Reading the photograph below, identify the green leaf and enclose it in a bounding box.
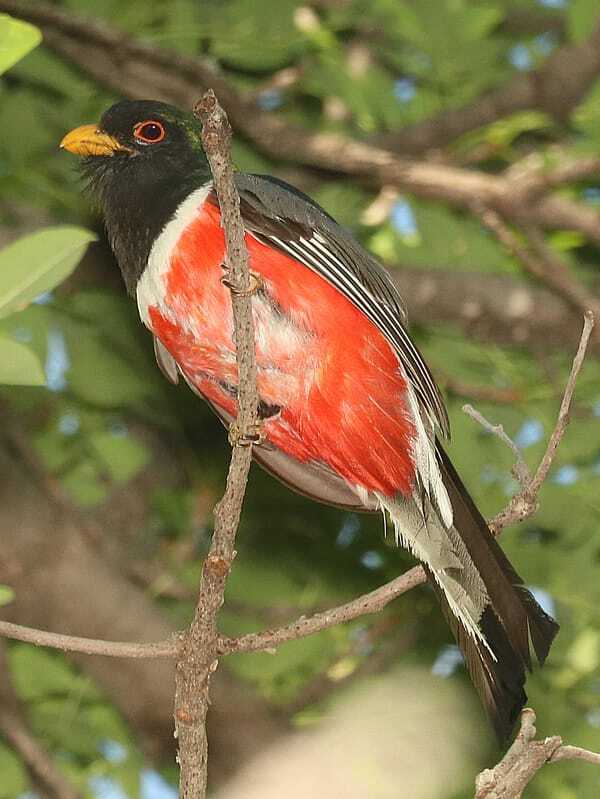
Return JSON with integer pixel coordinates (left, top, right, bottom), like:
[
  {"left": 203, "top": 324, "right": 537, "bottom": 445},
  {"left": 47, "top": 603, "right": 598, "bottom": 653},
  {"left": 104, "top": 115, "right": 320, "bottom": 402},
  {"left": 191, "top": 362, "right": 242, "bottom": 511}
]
[
  {"left": 59, "top": 460, "right": 109, "bottom": 507},
  {"left": 0, "top": 14, "right": 41, "bottom": 75},
  {"left": 206, "top": 0, "right": 306, "bottom": 70},
  {"left": 0, "top": 584, "right": 15, "bottom": 607},
  {"left": 573, "top": 78, "right": 600, "bottom": 151},
  {"left": 62, "top": 323, "right": 153, "bottom": 408},
  {"left": 0, "top": 227, "right": 96, "bottom": 318},
  {"left": 0, "top": 743, "right": 27, "bottom": 799},
  {"left": 9, "top": 644, "right": 96, "bottom": 702},
  {"left": 568, "top": 0, "right": 600, "bottom": 43},
  {"left": 88, "top": 430, "right": 150, "bottom": 483},
  {"left": 567, "top": 629, "right": 600, "bottom": 675},
  {"left": 0, "top": 335, "right": 45, "bottom": 385}
]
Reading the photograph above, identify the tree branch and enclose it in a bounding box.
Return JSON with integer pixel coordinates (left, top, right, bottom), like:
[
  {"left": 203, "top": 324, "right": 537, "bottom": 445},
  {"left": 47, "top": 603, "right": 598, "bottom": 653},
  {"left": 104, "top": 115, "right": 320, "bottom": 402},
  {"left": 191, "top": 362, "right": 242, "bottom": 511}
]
[
  {"left": 473, "top": 203, "right": 600, "bottom": 324},
  {"left": 172, "top": 90, "right": 260, "bottom": 799},
  {"left": 218, "top": 566, "right": 425, "bottom": 655},
  {"left": 391, "top": 267, "right": 600, "bottom": 357},
  {"left": 0, "top": 620, "right": 176, "bottom": 658},
  {"left": 4, "top": 0, "right": 600, "bottom": 248},
  {"left": 461, "top": 404, "right": 531, "bottom": 487},
  {"left": 372, "top": 19, "right": 600, "bottom": 154},
  {"left": 466, "top": 312, "right": 594, "bottom": 532},
  {"left": 0, "top": 317, "right": 594, "bottom": 667},
  {"left": 474, "top": 708, "right": 600, "bottom": 798}
]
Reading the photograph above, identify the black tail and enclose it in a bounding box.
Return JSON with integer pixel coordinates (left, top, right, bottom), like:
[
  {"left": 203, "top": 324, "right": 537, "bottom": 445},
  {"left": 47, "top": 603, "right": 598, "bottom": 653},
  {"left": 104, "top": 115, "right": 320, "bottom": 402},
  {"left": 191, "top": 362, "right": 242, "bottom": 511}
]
[{"left": 431, "top": 444, "right": 559, "bottom": 742}]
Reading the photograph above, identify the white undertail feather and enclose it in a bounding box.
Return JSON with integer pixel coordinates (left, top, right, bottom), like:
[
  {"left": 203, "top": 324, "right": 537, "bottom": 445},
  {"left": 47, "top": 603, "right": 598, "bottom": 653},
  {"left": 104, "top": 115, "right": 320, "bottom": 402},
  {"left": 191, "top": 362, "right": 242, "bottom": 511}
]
[
  {"left": 376, "top": 490, "right": 494, "bottom": 655},
  {"left": 404, "top": 385, "right": 453, "bottom": 528},
  {"left": 369, "top": 386, "right": 494, "bottom": 654}
]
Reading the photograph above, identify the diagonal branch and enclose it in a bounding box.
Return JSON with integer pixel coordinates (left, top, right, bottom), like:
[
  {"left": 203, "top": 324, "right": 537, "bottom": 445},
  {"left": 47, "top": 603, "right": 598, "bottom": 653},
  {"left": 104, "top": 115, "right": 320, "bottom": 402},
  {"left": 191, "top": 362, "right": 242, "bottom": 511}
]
[
  {"left": 4, "top": 0, "right": 600, "bottom": 248},
  {"left": 0, "top": 315, "right": 594, "bottom": 665},
  {"left": 466, "top": 312, "right": 594, "bottom": 532},
  {"left": 473, "top": 203, "right": 600, "bottom": 324},
  {"left": 217, "top": 566, "right": 426, "bottom": 655},
  {"left": 372, "top": 19, "right": 600, "bottom": 155}
]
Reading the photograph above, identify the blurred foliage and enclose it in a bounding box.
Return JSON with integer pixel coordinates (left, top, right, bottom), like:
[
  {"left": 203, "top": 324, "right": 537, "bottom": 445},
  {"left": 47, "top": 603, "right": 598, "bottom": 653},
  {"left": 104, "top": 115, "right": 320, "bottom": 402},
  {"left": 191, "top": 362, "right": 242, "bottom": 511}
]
[
  {"left": 0, "top": 18, "right": 95, "bottom": 387},
  {"left": 1, "top": 1, "right": 600, "bottom": 798},
  {"left": 0, "top": 13, "right": 39, "bottom": 73}
]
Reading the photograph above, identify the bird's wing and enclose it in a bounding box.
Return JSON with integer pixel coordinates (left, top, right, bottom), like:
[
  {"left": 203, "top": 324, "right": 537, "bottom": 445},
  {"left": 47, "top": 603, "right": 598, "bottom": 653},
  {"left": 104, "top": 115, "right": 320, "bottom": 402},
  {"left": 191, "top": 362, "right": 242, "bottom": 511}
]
[{"left": 232, "top": 173, "right": 450, "bottom": 438}]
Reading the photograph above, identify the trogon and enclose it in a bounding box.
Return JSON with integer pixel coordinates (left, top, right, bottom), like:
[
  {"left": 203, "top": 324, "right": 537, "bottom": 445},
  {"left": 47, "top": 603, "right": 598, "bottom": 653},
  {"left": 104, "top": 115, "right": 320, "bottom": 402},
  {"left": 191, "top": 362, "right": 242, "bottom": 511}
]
[{"left": 61, "top": 100, "right": 558, "bottom": 741}]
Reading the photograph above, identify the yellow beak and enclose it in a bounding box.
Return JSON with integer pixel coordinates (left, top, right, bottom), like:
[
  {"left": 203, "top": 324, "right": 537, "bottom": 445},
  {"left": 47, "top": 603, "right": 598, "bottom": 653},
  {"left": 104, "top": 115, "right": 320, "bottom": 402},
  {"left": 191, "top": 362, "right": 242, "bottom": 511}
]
[{"left": 60, "top": 124, "right": 130, "bottom": 157}]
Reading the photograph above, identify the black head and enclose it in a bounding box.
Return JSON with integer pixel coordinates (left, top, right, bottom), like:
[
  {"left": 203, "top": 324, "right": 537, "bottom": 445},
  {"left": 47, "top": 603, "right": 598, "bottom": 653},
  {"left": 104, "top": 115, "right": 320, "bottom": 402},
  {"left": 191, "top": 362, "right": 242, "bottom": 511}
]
[{"left": 61, "top": 99, "right": 212, "bottom": 293}]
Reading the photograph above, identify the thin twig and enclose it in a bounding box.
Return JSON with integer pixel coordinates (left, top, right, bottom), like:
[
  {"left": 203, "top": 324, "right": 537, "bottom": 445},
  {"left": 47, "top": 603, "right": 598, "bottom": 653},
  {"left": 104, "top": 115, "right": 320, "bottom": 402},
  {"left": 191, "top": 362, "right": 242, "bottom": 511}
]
[
  {"left": 463, "top": 404, "right": 531, "bottom": 487},
  {"left": 526, "top": 311, "right": 595, "bottom": 495},
  {"left": 171, "top": 90, "right": 260, "bottom": 799},
  {"left": 550, "top": 745, "right": 600, "bottom": 766},
  {"left": 468, "top": 313, "right": 595, "bottom": 533},
  {"left": 0, "top": 571, "right": 425, "bottom": 661},
  {"left": 0, "top": 318, "right": 594, "bottom": 669}
]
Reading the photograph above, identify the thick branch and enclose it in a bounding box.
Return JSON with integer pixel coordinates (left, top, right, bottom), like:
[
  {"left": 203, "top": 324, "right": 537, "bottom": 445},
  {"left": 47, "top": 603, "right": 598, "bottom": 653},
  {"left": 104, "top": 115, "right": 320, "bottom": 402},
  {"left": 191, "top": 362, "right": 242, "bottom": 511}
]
[
  {"left": 373, "top": 19, "right": 600, "bottom": 154},
  {"left": 4, "top": 0, "right": 600, "bottom": 247},
  {"left": 474, "top": 205, "right": 600, "bottom": 323},
  {"left": 392, "top": 267, "right": 600, "bottom": 357}
]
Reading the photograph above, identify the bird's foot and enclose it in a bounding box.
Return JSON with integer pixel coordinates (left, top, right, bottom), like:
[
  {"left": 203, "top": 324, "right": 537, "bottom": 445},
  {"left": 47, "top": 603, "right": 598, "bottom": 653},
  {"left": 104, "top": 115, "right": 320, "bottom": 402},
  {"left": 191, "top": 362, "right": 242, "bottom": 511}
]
[
  {"left": 221, "top": 269, "right": 262, "bottom": 296},
  {"left": 228, "top": 420, "right": 265, "bottom": 447}
]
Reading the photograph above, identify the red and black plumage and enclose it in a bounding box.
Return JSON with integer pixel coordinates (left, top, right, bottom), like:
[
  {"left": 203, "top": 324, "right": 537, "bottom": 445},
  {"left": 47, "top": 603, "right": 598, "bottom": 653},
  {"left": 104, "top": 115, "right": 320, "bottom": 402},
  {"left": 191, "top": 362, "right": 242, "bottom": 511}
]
[{"left": 61, "top": 100, "right": 558, "bottom": 742}]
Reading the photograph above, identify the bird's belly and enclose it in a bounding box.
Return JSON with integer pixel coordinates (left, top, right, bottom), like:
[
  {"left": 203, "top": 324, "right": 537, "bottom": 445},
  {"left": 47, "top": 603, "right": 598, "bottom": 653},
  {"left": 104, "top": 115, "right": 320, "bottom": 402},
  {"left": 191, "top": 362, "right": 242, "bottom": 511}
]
[{"left": 139, "top": 199, "right": 416, "bottom": 497}]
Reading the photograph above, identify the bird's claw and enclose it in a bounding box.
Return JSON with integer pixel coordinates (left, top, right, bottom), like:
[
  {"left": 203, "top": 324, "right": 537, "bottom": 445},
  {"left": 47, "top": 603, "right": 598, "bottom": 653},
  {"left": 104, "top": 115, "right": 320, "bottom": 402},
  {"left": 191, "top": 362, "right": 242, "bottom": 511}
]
[
  {"left": 221, "top": 270, "right": 262, "bottom": 296},
  {"left": 228, "top": 420, "right": 265, "bottom": 447}
]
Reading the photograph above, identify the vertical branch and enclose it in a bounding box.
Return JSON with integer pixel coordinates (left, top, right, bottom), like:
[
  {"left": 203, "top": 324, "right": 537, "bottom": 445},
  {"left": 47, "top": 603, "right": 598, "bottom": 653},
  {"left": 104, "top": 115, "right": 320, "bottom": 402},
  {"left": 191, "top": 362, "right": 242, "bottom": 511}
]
[{"left": 172, "top": 90, "right": 260, "bottom": 799}]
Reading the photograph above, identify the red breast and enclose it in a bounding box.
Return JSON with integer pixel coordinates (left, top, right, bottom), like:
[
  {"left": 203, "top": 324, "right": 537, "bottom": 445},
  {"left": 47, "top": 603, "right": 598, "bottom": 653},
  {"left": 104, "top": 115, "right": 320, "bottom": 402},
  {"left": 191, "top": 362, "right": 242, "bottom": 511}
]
[{"left": 148, "top": 198, "right": 416, "bottom": 497}]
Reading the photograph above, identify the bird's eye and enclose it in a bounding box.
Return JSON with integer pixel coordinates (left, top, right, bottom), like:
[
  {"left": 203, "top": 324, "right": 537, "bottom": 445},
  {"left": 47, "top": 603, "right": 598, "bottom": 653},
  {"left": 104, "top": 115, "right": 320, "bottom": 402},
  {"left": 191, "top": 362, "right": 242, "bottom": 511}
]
[{"left": 133, "top": 120, "right": 166, "bottom": 145}]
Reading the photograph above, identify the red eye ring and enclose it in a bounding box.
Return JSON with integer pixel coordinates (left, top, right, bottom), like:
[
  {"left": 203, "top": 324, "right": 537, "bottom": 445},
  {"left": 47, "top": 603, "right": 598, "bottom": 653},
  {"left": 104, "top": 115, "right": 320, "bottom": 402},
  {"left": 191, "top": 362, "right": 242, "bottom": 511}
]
[{"left": 133, "top": 120, "right": 165, "bottom": 145}]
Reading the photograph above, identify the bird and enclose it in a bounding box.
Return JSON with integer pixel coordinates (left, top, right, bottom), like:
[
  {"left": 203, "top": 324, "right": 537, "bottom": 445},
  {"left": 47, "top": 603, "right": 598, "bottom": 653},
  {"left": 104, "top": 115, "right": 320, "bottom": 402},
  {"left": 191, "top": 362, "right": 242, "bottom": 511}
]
[{"left": 61, "top": 99, "right": 558, "bottom": 742}]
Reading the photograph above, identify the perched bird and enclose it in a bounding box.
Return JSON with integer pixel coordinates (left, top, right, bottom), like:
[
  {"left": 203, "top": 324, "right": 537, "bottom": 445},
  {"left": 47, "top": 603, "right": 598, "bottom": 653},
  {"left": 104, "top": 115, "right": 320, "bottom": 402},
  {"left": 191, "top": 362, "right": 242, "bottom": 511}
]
[{"left": 61, "top": 100, "right": 558, "bottom": 741}]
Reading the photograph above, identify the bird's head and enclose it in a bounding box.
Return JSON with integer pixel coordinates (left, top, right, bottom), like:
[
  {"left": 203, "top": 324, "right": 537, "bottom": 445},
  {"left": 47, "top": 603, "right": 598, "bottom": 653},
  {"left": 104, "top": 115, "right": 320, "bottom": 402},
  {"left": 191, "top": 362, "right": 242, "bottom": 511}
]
[
  {"left": 61, "top": 99, "right": 210, "bottom": 200},
  {"left": 61, "top": 99, "right": 212, "bottom": 292}
]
